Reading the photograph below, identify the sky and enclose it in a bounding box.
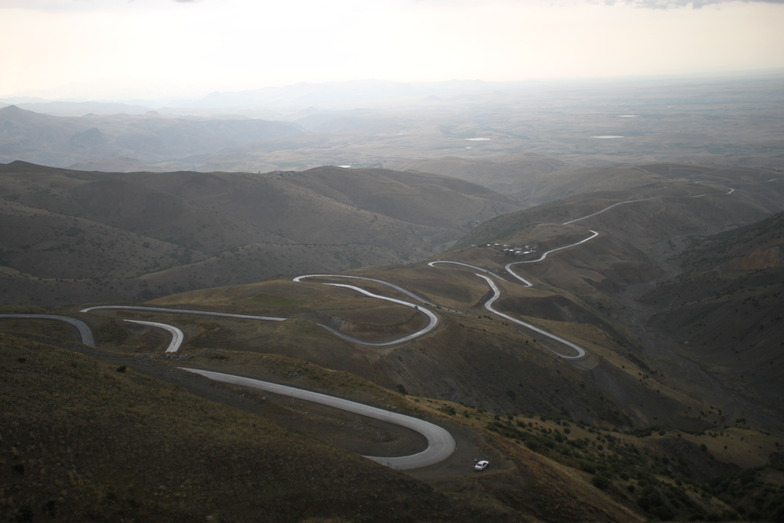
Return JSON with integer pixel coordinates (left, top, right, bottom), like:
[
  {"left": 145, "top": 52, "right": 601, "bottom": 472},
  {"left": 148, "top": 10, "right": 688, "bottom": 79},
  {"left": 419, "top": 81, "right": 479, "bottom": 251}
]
[{"left": 1, "top": 0, "right": 783, "bottom": 101}]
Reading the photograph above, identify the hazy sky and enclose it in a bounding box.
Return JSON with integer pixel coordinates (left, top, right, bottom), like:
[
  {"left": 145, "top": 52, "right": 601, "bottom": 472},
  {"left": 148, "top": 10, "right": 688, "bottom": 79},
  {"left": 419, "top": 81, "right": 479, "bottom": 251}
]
[{"left": 1, "top": 0, "right": 782, "bottom": 100}]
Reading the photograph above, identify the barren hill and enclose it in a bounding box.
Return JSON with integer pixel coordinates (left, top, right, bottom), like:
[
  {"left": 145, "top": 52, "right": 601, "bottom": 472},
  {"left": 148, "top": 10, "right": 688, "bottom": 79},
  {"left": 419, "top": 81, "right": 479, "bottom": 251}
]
[
  {"left": 643, "top": 210, "right": 784, "bottom": 423},
  {"left": 0, "top": 162, "right": 520, "bottom": 306},
  {"left": 136, "top": 163, "right": 784, "bottom": 430},
  {"left": 450, "top": 164, "right": 784, "bottom": 426},
  {"left": 3, "top": 161, "right": 784, "bottom": 521},
  {"left": 0, "top": 333, "right": 505, "bottom": 522}
]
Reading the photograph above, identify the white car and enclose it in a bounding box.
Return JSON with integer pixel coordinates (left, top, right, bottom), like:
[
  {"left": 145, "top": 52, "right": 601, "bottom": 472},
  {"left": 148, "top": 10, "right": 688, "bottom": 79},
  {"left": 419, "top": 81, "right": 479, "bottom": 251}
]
[{"left": 474, "top": 459, "right": 490, "bottom": 471}]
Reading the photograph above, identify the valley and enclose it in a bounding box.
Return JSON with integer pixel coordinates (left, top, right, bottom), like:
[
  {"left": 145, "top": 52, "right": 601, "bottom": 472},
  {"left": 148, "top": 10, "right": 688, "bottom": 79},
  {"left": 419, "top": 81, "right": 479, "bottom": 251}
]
[{"left": 2, "top": 76, "right": 784, "bottom": 521}]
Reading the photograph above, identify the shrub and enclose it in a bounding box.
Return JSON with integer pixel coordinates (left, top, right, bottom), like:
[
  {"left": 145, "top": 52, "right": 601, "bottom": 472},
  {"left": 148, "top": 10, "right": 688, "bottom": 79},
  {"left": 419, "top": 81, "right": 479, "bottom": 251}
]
[{"left": 592, "top": 475, "right": 611, "bottom": 490}]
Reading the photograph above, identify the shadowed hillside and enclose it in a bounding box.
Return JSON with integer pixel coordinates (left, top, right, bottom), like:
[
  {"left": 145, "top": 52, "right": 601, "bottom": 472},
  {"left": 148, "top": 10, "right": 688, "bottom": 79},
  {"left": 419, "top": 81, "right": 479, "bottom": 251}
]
[
  {"left": 136, "top": 164, "right": 783, "bottom": 431},
  {"left": 643, "top": 210, "right": 784, "bottom": 424},
  {"left": 3, "top": 160, "right": 784, "bottom": 521},
  {"left": 0, "top": 162, "right": 519, "bottom": 306}
]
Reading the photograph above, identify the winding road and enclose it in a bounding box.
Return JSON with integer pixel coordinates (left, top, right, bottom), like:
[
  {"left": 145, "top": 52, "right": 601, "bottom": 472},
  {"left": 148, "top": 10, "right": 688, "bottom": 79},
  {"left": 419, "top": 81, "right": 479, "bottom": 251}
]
[
  {"left": 0, "top": 313, "right": 96, "bottom": 346},
  {"left": 124, "top": 319, "right": 184, "bottom": 353},
  {"left": 179, "top": 368, "right": 455, "bottom": 470},
  {"left": 427, "top": 197, "right": 671, "bottom": 359},
  {"left": 5, "top": 191, "right": 741, "bottom": 470},
  {"left": 81, "top": 305, "right": 286, "bottom": 322},
  {"left": 3, "top": 308, "right": 455, "bottom": 469},
  {"left": 292, "top": 275, "right": 439, "bottom": 347},
  {"left": 293, "top": 274, "right": 437, "bottom": 306},
  {"left": 476, "top": 274, "right": 586, "bottom": 359}
]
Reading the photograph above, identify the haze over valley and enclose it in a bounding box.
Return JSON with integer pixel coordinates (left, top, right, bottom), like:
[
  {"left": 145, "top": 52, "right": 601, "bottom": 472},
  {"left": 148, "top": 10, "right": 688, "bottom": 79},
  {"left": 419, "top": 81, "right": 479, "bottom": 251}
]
[{"left": 2, "top": 0, "right": 784, "bottom": 521}]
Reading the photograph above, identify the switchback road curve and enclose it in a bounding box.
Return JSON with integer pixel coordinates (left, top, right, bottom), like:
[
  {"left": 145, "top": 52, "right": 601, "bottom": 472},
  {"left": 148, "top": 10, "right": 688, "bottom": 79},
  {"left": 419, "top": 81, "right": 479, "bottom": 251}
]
[
  {"left": 292, "top": 275, "right": 439, "bottom": 347},
  {"left": 2, "top": 311, "right": 456, "bottom": 470},
  {"left": 477, "top": 274, "right": 586, "bottom": 359},
  {"left": 180, "top": 367, "right": 456, "bottom": 470},
  {"left": 0, "top": 313, "right": 95, "bottom": 346},
  {"left": 124, "top": 319, "right": 184, "bottom": 353},
  {"left": 428, "top": 197, "right": 670, "bottom": 360}
]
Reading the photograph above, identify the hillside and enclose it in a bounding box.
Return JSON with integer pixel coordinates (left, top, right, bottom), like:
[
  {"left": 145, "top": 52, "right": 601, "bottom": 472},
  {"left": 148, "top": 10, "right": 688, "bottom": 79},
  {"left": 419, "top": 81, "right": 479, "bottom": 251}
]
[
  {"left": 62, "top": 174, "right": 784, "bottom": 519},
  {"left": 3, "top": 161, "right": 784, "bottom": 520},
  {"left": 0, "top": 162, "right": 519, "bottom": 306},
  {"left": 129, "top": 164, "right": 783, "bottom": 428},
  {"left": 0, "top": 333, "right": 501, "bottom": 522},
  {"left": 642, "top": 210, "right": 784, "bottom": 423},
  {"left": 141, "top": 167, "right": 784, "bottom": 434},
  {"left": 448, "top": 164, "right": 784, "bottom": 426}
]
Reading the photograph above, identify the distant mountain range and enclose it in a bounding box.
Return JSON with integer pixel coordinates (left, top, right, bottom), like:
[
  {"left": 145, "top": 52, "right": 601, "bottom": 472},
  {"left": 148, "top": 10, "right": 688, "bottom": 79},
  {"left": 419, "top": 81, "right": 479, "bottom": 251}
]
[
  {"left": 0, "top": 105, "right": 303, "bottom": 171},
  {"left": 3, "top": 74, "right": 783, "bottom": 178}
]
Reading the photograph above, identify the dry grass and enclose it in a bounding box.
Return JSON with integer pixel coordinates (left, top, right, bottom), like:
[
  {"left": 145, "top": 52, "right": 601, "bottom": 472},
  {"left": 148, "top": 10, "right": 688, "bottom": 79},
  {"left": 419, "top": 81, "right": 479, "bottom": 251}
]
[{"left": 0, "top": 332, "right": 504, "bottom": 522}]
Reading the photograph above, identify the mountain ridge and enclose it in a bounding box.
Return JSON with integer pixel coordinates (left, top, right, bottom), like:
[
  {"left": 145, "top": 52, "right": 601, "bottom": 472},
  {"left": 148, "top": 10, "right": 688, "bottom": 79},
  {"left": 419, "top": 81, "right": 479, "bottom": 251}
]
[
  {"left": 0, "top": 162, "right": 520, "bottom": 305},
  {"left": 0, "top": 106, "right": 303, "bottom": 170}
]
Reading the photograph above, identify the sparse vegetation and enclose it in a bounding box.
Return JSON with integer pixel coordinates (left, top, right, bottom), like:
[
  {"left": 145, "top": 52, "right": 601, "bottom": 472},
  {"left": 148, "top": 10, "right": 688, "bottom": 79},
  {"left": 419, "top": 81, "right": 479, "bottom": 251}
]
[
  {"left": 0, "top": 333, "right": 493, "bottom": 522},
  {"left": 2, "top": 79, "right": 783, "bottom": 520}
]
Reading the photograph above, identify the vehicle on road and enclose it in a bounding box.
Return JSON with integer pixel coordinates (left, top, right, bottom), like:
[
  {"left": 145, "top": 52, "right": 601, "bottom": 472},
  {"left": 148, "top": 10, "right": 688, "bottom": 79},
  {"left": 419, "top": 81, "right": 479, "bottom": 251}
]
[{"left": 474, "top": 459, "right": 490, "bottom": 471}]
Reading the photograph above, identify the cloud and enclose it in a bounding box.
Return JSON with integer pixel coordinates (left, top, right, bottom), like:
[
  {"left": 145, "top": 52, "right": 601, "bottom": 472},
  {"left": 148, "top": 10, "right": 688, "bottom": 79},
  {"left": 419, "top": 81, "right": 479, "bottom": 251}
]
[
  {"left": 4, "top": 0, "right": 782, "bottom": 10},
  {"left": 0, "top": 0, "right": 199, "bottom": 10},
  {"left": 602, "top": 0, "right": 784, "bottom": 7}
]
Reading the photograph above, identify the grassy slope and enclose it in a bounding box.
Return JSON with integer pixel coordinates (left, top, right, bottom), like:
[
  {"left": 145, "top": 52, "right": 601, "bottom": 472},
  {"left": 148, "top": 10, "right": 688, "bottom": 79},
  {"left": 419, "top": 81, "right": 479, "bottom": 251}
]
[
  {"left": 0, "top": 162, "right": 519, "bottom": 306},
  {"left": 0, "top": 333, "right": 500, "bottom": 522},
  {"left": 4, "top": 161, "right": 784, "bottom": 520},
  {"left": 0, "top": 331, "right": 655, "bottom": 522},
  {"left": 642, "top": 210, "right": 784, "bottom": 423},
  {"left": 136, "top": 165, "right": 784, "bottom": 435}
]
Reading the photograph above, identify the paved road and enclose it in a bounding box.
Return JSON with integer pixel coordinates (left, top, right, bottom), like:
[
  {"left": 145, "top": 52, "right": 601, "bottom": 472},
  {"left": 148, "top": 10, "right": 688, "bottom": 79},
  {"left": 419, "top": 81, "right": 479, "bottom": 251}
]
[
  {"left": 81, "top": 305, "right": 286, "bottom": 322},
  {"left": 82, "top": 283, "right": 438, "bottom": 348},
  {"left": 293, "top": 275, "right": 440, "bottom": 346},
  {"left": 124, "top": 319, "right": 184, "bottom": 353},
  {"left": 428, "top": 197, "right": 689, "bottom": 359},
  {"left": 294, "top": 274, "right": 436, "bottom": 306},
  {"left": 506, "top": 229, "right": 599, "bottom": 268},
  {"left": 429, "top": 198, "right": 666, "bottom": 360},
  {"left": 562, "top": 197, "right": 658, "bottom": 225},
  {"left": 427, "top": 260, "right": 511, "bottom": 282},
  {"left": 475, "top": 274, "right": 586, "bottom": 359},
  {"left": 179, "top": 367, "right": 456, "bottom": 470},
  {"left": 316, "top": 282, "right": 439, "bottom": 347},
  {"left": 428, "top": 257, "right": 589, "bottom": 358},
  {"left": 0, "top": 314, "right": 95, "bottom": 346},
  {"left": 3, "top": 309, "right": 455, "bottom": 469}
]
